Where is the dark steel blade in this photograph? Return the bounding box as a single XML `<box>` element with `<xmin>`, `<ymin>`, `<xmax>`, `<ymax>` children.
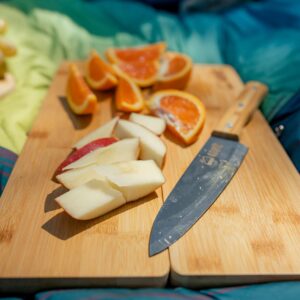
<box><xmin>149</xmin><ymin>136</ymin><xmax>248</xmax><ymax>256</ymax></box>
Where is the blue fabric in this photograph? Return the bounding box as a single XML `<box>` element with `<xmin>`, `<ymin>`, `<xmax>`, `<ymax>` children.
<box><xmin>271</xmin><ymin>89</ymin><xmax>300</xmax><ymax>172</ymax></box>
<box><xmin>35</xmin><ymin>282</ymin><xmax>300</xmax><ymax>300</ymax></box>
<box><xmin>0</xmin><ymin>147</ymin><xmax>17</xmax><ymax>194</ymax></box>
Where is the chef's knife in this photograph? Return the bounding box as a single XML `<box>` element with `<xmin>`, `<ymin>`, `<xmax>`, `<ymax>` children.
<box><xmin>149</xmin><ymin>81</ymin><xmax>268</xmax><ymax>256</ymax></box>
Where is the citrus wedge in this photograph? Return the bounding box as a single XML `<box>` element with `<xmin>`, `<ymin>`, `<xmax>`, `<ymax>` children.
<box><xmin>115</xmin><ymin>75</ymin><xmax>144</xmax><ymax>112</ymax></box>
<box><xmin>155</xmin><ymin>52</ymin><xmax>192</xmax><ymax>90</ymax></box>
<box><xmin>113</xmin><ymin>60</ymin><xmax>158</xmax><ymax>87</ymax></box>
<box><xmin>66</xmin><ymin>64</ymin><xmax>97</xmax><ymax>115</ymax></box>
<box><xmin>85</xmin><ymin>50</ymin><xmax>118</xmax><ymax>91</ymax></box>
<box><xmin>106</xmin><ymin>42</ymin><xmax>166</xmax><ymax>64</ymax></box>
<box><xmin>148</xmin><ymin>90</ymin><xmax>206</xmax><ymax>145</ymax></box>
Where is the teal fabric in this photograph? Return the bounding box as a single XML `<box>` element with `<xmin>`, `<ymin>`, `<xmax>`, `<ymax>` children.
<box><xmin>34</xmin><ymin>282</ymin><xmax>300</xmax><ymax>299</ymax></box>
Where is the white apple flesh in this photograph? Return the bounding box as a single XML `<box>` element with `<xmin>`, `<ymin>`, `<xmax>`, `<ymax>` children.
<box><xmin>56</xmin><ymin>165</ymin><xmax>107</xmax><ymax>189</ymax></box>
<box><xmin>56</xmin><ymin>179</ymin><xmax>126</xmax><ymax>220</ymax></box>
<box><xmin>95</xmin><ymin>160</ymin><xmax>165</xmax><ymax>202</ymax></box>
<box><xmin>129</xmin><ymin>113</ymin><xmax>166</xmax><ymax>135</ymax></box>
<box><xmin>114</xmin><ymin>119</ymin><xmax>166</xmax><ymax>168</ymax></box>
<box><xmin>63</xmin><ymin>138</ymin><xmax>140</xmax><ymax>171</ymax></box>
<box><xmin>73</xmin><ymin>116</ymin><xmax>119</xmax><ymax>149</ymax></box>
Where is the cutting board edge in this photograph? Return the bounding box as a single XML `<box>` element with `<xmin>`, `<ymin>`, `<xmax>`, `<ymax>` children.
<box><xmin>0</xmin><ymin>273</ymin><xmax>170</xmax><ymax>293</ymax></box>
<box><xmin>170</xmin><ymin>271</ymin><xmax>300</xmax><ymax>288</ymax></box>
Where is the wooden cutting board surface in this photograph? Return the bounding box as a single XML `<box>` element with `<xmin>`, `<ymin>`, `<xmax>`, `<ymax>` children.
<box><xmin>1</xmin><ymin>62</ymin><xmax>300</xmax><ymax>291</ymax></box>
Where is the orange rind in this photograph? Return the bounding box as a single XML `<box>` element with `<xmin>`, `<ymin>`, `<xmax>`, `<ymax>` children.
<box><xmin>85</xmin><ymin>50</ymin><xmax>118</xmax><ymax>91</ymax></box>
<box><xmin>106</xmin><ymin>42</ymin><xmax>166</xmax><ymax>64</ymax></box>
<box><xmin>66</xmin><ymin>64</ymin><xmax>97</xmax><ymax>115</ymax></box>
<box><xmin>115</xmin><ymin>75</ymin><xmax>145</xmax><ymax>112</ymax></box>
<box><xmin>148</xmin><ymin>89</ymin><xmax>206</xmax><ymax>145</ymax></box>
<box><xmin>154</xmin><ymin>52</ymin><xmax>192</xmax><ymax>90</ymax></box>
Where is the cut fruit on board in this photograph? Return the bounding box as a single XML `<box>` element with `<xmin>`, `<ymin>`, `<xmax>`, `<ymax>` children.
<box><xmin>66</xmin><ymin>64</ymin><xmax>97</xmax><ymax>115</ymax></box>
<box><xmin>155</xmin><ymin>52</ymin><xmax>192</xmax><ymax>90</ymax></box>
<box><xmin>129</xmin><ymin>113</ymin><xmax>166</xmax><ymax>135</ymax></box>
<box><xmin>113</xmin><ymin>60</ymin><xmax>158</xmax><ymax>87</ymax></box>
<box><xmin>63</xmin><ymin>138</ymin><xmax>140</xmax><ymax>171</ymax></box>
<box><xmin>55</xmin><ymin>137</ymin><xmax>117</xmax><ymax>175</ymax></box>
<box><xmin>115</xmin><ymin>76</ymin><xmax>144</xmax><ymax>112</ymax></box>
<box><xmin>56</xmin><ymin>179</ymin><xmax>126</xmax><ymax>220</ymax></box>
<box><xmin>85</xmin><ymin>50</ymin><xmax>118</xmax><ymax>91</ymax></box>
<box><xmin>73</xmin><ymin>116</ymin><xmax>119</xmax><ymax>149</ymax></box>
<box><xmin>56</xmin><ymin>165</ymin><xmax>107</xmax><ymax>189</ymax></box>
<box><xmin>95</xmin><ymin>160</ymin><xmax>165</xmax><ymax>202</ymax></box>
<box><xmin>106</xmin><ymin>42</ymin><xmax>166</xmax><ymax>64</ymax></box>
<box><xmin>114</xmin><ymin>119</ymin><xmax>166</xmax><ymax>168</ymax></box>
<box><xmin>148</xmin><ymin>89</ymin><xmax>206</xmax><ymax>145</ymax></box>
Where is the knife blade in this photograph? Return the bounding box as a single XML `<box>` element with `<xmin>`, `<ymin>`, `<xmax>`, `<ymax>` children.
<box><xmin>149</xmin><ymin>81</ymin><xmax>268</xmax><ymax>256</ymax></box>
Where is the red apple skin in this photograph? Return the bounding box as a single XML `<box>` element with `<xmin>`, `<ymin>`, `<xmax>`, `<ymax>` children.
<box><xmin>55</xmin><ymin>137</ymin><xmax>117</xmax><ymax>175</ymax></box>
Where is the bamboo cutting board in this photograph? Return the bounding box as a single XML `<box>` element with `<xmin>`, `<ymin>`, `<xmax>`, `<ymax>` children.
<box><xmin>0</xmin><ymin>62</ymin><xmax>300</xmax><ymax>292</ymax></box>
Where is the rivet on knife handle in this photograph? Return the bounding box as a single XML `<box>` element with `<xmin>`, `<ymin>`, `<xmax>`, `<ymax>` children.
<box><xmin>212</xmin><ymin>81</ymin><xmax>268</xmax><ymax>141</ymax></box>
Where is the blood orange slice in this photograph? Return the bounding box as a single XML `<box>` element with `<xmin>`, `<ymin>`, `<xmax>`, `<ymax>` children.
<box><xmin>106</xmin><ymin>42</ymin><xmax>166</xmax><ymax>64</ymax></box>
<box><xmin>85</xmin><ymin>50</ymin><xmax>118</xmax><ymax>91</ymax></box>
<box><xmin>148</xmin><ymin>90</ymin><xmax>206</xmax><ymax>145</ymax></box>
<box><xmin>66</xmin><ymin>64</ymin><xmax>97</xmax><ymax>115</ymax></box>
<box><xmin>115</xmin><ymin>75</ymin><xmax>144</xmax><ymax>112</ymax></box>
<box><xmin>155</xmin><ymin>52</ymin><xmax>192</xmax><ymax>90</ymax></box>
<box><xmin>113</xmin><ymin>60</ymin><xmax>158</xmax><ymax>87</ymax></box>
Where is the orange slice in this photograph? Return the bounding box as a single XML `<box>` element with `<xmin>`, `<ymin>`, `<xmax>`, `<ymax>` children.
<box><xmin>115</xmin><ymin>75</ymin><xmax>144</xmax><ymax>112</ymax></box>
<box><xmin>148</xmin><ymin>90</ymin><xmax>206</xmax><ymax>145</ymax></box>
<box><xmin>154</xmin><ymin>52</ymin><xmax>192</xmax><ymax>90</ymax></box>
<box><xmin>113</xmin><ymin>60</ymin><xmax>158</xmax><ymax>87</ymax></box>
<box><xmin>66</xmin><ymin>64</ymin><xmax>97</xmax><ymax>115</ymax></box>
<box><xmin>106</xmin><ymin>42</ymin><xmax>166</xmax><ymax>64</ymax></box>
<box><xmin>85</xmin><ymin>50</ymin><xmax>118</xmax><ymax>91</ymax></box>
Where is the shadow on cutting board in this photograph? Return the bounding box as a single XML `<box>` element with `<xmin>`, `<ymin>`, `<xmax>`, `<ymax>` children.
<box><xmin>58</xmin><ymin>96</ymin><xmax>92</xmax><ymax>130</ymax></box>
<box><xmin>41</xmin><ymin>191</ymin><xmax>158</xmax><ymax>240</ymax></box>
<box><xmin>44</xmin><ymin>185</ymin><xmax>68</xmax><ymax>212</ymax></box>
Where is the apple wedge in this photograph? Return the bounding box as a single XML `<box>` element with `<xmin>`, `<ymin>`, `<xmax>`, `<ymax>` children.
<box><xmin>56</xmin><ymin>137</ymin><xmax>117</xmax><ymax>175</ymax></box>
<box><xmin>95</xmin><ymin>160</ymin><xmax>165</xmax><ymax>202</ymax></box>
<box><xmin>56</xmin><ymin>165</ymin><xmax>107</xmax><ymax>189</ymax></box>
<box><xmin>73</xmin><ymin>116</ymin><xmax>119</xmax><ymax>149</ymax></box>
<box><xmin>129</xmin><ymin>113</ymin><xmax>166</xmax><ymax>135</ymax></box>
<box><xmin>56</xmin><ymin>179</ymin><xmax>126</xmax><ymax>220</ymax></box>
<box><xmin>114</xmin><ymin>119</ymin><xmax>166</xmax><ymax>167</ymax></box>
<box><xmin>63</xmin><ymin>138</ymin><xmax>140</xmax><ymax>171</ymax></box>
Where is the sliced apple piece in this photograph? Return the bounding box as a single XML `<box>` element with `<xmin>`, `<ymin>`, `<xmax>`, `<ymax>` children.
<box><xmin>129</xmin><ymin>113</ymin><xmax>166</xmax><ymax>135</ymax></box>
<box><xmin>56</xmin><ymin>137</ymin><xmax>117</xmax><ymax>175</ymax></box>
<box><xmin>73</xmin><ymin>116</ymin><xmax>119</xmax><ymax>149</ymax></box>
<box><xmin>56</xmin><ymin>165</ymin><xmax>107</xmax><ymax>189</ymax></box>
<box><xmin>95</xmin><ymin>160</ymin><xmax>165</xmax><ymax>202</ymax></box>
<box><xmin>114</xmin><ymin>119</ymin><xmax>166</xmax><ymax>167</ymax></box>
<box><xmin>63</xmin><ymin>138</ymin><xmax>140</xmax><ymax>171</ymax></box>
<box><xmin>56</xmin><ymin>180</ymin><xmax>126</xmax><ymax>220</ymax></box>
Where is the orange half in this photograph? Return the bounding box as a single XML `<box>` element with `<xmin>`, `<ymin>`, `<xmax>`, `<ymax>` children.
<box><xmin>148</xmin><ymin>90</ymin><xmax>206</xmax><ymax>145</ymax></box>
<box><xmin>113</xmin><ymin>60</ymin><xmax>158</xmax><ymax>88</ymax></box>
<box><xmin>85</xmin><ymin>50</ymin><xmax>118</xmax><ymax>90</ymax></box>
<box><xmin>66</xmin><ymin>64</ymin><xmax>97</xmax><ymax>115</ymax></box>
<box><xmin>106</xmin><ymin>42</ymin><xmax>166</xmax><ymax>64</ymax></box>
<box><xmin>154</xmin><ymin>52</ymin><xmax>192</xmax><ymax>90</ymax></box>
<box><xmin>115</xmin><ymin>75</ymin><xmax>144</xmax><ymax>112</ymax></box>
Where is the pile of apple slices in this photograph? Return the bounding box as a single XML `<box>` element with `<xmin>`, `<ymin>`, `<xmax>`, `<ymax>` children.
<box><xmin>55</xmin><ymin>113</ymin><xmax>167</xmax><ymax>220</ymax></box>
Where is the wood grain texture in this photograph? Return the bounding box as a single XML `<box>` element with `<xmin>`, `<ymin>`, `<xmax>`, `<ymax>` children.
<box><xmin>161</xmin><ymin>66</ymin><xmax>300</xmax><ymax>287</ymax></box>
<box><xmin>0</xmin><ymin>62</ymin><xmax>169</xmax><ymax>292</ymax></box>
<box><xmin>1</xmin><ymin>63</ymin><xmax>299</xmax><ymax>291</ymax></box>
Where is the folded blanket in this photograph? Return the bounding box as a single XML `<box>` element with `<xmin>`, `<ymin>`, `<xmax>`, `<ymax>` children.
<box><xmin>0</xmin><ymin>0</ymin><xmax>299</xmax><ymax>192</ymax></box>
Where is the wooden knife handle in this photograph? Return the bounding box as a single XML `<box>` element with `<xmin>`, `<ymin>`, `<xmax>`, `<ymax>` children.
<box><xmin>212</xmin><ymin>81</ymin><xmax>268</xmax><ymax>140</ymax></box>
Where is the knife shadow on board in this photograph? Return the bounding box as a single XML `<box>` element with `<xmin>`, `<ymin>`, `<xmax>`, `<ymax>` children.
<box><xmin>42</xmin><ymin>191</ymin><xmax>158</xmax><ymax>240</ymax></box>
